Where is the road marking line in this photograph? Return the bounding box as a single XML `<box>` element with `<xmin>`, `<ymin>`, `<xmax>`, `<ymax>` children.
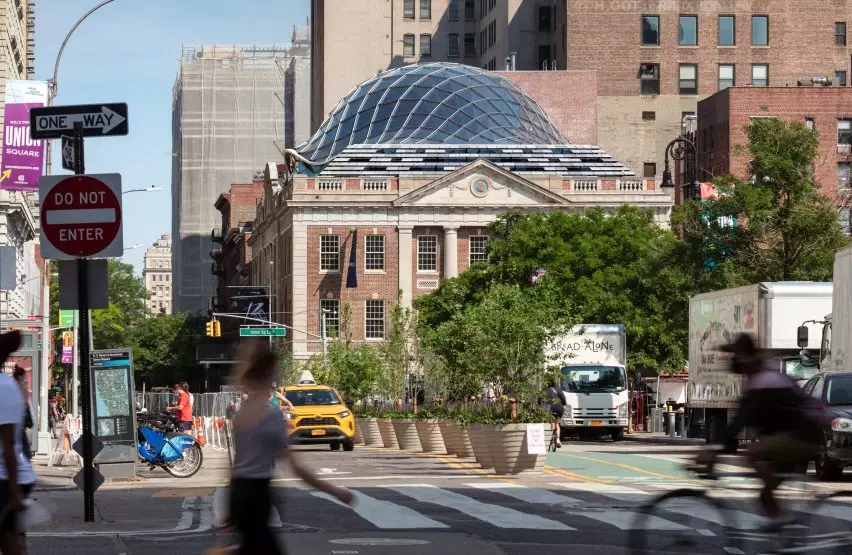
<box><xmin>465</xmin><ymin>482</ymin><xmax>583</xmax><ymax>506</ymax></box>
<box><xmin>544</xmin><ymin>465</ymin><xmax>613</xmax><ymax>484</ymax></box>
<box><xmin>723</xmin><ymin>547</ymin><xmax>745</xmax><ymax>555</ymax></box>
<box><xmin>269</xmin><ymin>502</ymin><xmax>282</xmax><ymax>528</ymax></box>
<box><xmin>564</xmin><ymin>508</ymin><xmax>687</xmax><ymax>531</ymax></box>
<box><xmin>310</xmin><ymin>490</ymin><xmax>449</xmax><ymax>529</ymax></box>
<box><xmin>196</xmin><ymin>495</ymin><xmax>214</xmax><ymax>532</ymax></box>
<box><xmin>554</xmin><ymin>452</ymin><xmax>677</xmax><ymax>479</ymax></box>
<box><xmin>174</xmin><ymin>496</ymin><xmax>196</xmax><ymax>531</ymax></box>
<box><xmin>653</xmin><ymin>497</ymin><xmax>769</xmax><ymax>530</ymax></box>
<box><xmin>553</xmin><ymin>482</ymin><xmax>651</xmax><ymax>498</ymax></box>
<box><xmin>386</xmin><ymin>484</ymin><xmax>573</xmax><ymax>530</ymax></box>
<box><xmin>699</xmin><ymin>528</ymin><xmax>715</xmax><ymax>536</ymax></box>
<box><xmin>271</xmin><ymin>474</ymin><xmax>480</xmax><ymax>483</ymax></box>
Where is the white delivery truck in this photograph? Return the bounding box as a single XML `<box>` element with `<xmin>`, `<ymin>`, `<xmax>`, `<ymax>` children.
<box><xmin>688</xmin><ymin>282</ymin><xmax>831</xmax><ymax>443</ymax></box>
<box><xmin>798</xmin><ymin>245</ymin><xmax>852</xmax><ymax>373</ymax></box>
<box><xmin>545</xmin><ymin>324</ymin><xmax>629</xmax><ymax>441</ymax></box>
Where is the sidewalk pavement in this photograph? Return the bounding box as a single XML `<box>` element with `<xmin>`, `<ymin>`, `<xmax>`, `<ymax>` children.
<box><xmin>30</xmin><ymin>445</ymin><xmax>232</xmax><ymax>491</ymax></box>
<box><xmin>624</xmin><ymin>432</ymin><xmax>704</xmax><ymax>446</ymax></box>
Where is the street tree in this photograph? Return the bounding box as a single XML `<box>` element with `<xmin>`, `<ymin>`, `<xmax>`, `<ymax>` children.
<box><xmin>674</xmin><ymin>117</ymin><xmax>850</xmax><ymax>284</ymax></box>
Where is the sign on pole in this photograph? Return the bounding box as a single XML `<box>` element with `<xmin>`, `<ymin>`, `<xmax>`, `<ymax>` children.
<box><xmin>61</xmin><ymin>331</ymin><xmax>74</xmax><ymax>364</ymax></box>
<box><xmin>1</xmin><ymin>80</ymin><xmax>48</xmax><ymax>192</ymax></box>
<box><xmin>239</xmin><ymin>328</ymin><xmax>286</xmax><ymax>337</ymax></box>
<box><xmin>59</xmin><ymin>310</ymin><xmax>75</xmax><ymax>328</ymax></box>
<box><xmin>39</xmin><ymin>174</ymin><xmax>123</xmax><ymax>259</ymax></box>
<box><xmin>29</xmin><ymin>103</ymin><xmax>128</xmax><ymax>140</ymax></box>
<box><xmin>61</xmin><ymin>135</ymin><xmax>75</xmax><ymax>172</ymax></box>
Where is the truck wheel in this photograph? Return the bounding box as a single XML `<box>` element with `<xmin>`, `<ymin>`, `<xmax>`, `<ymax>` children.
<box><xmin>815</xmin><ymin>446</ymin><xmax>843</xmax><ymax>481</ymax></box>
<box><xmin>610</xmin><ymin>428</ymin><xmax>625</xmax><ymax>442</ymax></box>
<box><xmin>342</xmin><ymin>439</ymin><xmax>355</xmax><ymax>452</ymax></box>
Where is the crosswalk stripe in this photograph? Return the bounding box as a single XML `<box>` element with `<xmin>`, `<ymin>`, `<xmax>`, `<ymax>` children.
<box><xmin>311</xmin><ymin>490</ymin><xmax>449</xmax><ymax>529</ymax></box>
<box><xmin>565</xmin><ymin>508</ymin><xmax>688</xmax><ymax>531</ymax></box>
<box><xmin>793</xmin><ymin>499</ymin><xmax>852</xmax><ymax>524</ymax></box>
<box><xmin>387</xmin><ymin>484</ymin><xmax>574</xmax><ymax>530</ymax></box>
<box><xmin>553</xmin><ymin>482</ymin><xmax>651</xmax><ymax>499</ymax></box>
<box><xmin>654</xmin><ymin>497</ymin><xmax>768</xmax><ymax>530</ymax></box>
<box><xmin>269</xmin><ymin>503</ymin><xmax>282</xmax><ymax>528</ymax></box>
<box><xmin>465</xmin><ymin>482</ymin><xmax>583</xmax><ymax>506</ymax></box>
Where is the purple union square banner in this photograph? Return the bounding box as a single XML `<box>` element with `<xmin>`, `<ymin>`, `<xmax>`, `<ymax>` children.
<box><xmin>1</xmin><ymin>80</ymin><xmax>48</xmax><ymax>192</ymax></box>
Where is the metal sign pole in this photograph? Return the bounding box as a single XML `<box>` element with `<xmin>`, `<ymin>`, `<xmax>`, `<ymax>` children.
<box><xmin>72</xmin><ymin>121</ymin><xmax>95</xmax><ymax>522</ymax></box>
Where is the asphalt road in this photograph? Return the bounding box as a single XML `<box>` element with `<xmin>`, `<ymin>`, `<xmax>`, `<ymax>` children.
<box><xmin>24</xmin><ymin>440</ymin><xmax>852</xmax><ymax>554</ymax></box>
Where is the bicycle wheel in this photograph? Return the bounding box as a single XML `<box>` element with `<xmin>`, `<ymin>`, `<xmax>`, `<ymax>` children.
<box><xmin>790</xmin><ymin>490</ymin><xmax>852</xmax><ymax>554</ymax></box>
<box><xmin>165</xmin><ymin>443</ymin><xmax>204</xmax><ymax>478</ymax></box>
<box><xmin>628</xmin><ymin>489</ymin><xmax>740</xmax><ymax>555</ymax></box>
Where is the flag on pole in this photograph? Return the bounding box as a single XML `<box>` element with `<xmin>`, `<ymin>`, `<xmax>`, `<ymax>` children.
<box><xmin>346</xmin><ymin>230</ymin><xmax>358</xmax><ymax>288</ymax></box>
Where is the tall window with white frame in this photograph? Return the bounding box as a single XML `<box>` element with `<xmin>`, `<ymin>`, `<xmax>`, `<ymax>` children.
<box><xmin>365</xmin><ymin>235</ymin><xmax>385</xmax><ymax>271</ymax></box>
<box><xmin>418</xmin><ymin>235</ymin><xmax>438</xmax><ymax>272</ymax></box>
<box><xmin>469</xmin><ymin>235</ymin><xmax>488</xmax><ymax>265</ymax></box>
<box><xmin>320</xmin><ymin>299</ymin><xmax>340</xmax><ymax>338</ymax></box>
<box><xmin>320</xmin><ymin>235</ymin><xmax>340</xmax><ymax>272</ymax></box>
<box><xmin>365</xmin><ymin>300</ymin><xmax>385</xmax><ymax>339</ymax></box>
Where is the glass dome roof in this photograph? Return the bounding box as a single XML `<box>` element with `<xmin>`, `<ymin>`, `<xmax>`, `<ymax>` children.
<box><xmin>295</xmin><ymin>62</ymin><xmax>567</xmax><ymax>164</ymax></box>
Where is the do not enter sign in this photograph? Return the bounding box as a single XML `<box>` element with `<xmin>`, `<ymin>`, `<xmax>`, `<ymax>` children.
<box><xmin>39</xmin><ymin>174</ymin><xmax>123</xmax><ymax>259</ymax></box>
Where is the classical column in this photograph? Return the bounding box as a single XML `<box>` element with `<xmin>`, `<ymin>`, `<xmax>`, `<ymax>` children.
<box><xmin>398</xmin><ymin>226</ymin><xmax>414</xmax><ymax>307</ymax></box>
<box><xmin>444</xmin><ymin>225</ymin><xmax>459</xmax><ymax>279</ymax></box>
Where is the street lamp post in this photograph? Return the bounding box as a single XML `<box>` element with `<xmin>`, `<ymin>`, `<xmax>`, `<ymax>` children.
<box><xmin>123</xmin><ymin>186</ymin><xmax>162</xmax><ymax>195</ymax></box>
<box><xmin>661</xmin><ymin>136</ymin><xmax>700</xmax><ymax>202</ymax></box>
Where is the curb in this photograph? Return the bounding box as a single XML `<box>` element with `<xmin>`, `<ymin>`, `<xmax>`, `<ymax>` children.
<box><xmin>32</xmin><ymin>484</ymin><xmax>76</xmax><ymax>492</ymax></box>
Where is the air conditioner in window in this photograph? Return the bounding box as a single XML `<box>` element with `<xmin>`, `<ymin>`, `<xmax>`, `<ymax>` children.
<box><xmin>638</xmin><ymin>64</ymin><xmax>658</xmax><ymax>79</ymax></box>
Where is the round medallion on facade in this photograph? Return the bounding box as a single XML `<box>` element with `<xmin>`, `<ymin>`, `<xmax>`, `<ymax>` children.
<box><xmin>470</xmin><ymin>176</ymin><xmax>491</xmax><ymax>197</ymax></box>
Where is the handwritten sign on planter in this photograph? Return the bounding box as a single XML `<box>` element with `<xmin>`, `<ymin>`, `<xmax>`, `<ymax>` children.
<box><xmin>526</xmin><ymin>423</ymin><xmax>547</xmax><ymax>455</ymax></box>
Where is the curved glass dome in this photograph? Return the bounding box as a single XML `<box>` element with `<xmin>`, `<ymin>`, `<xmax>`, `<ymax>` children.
<box><xmin>296</xmin><ymin>62</ymin><xmax>567</xmax><ymax>164</ymax></box>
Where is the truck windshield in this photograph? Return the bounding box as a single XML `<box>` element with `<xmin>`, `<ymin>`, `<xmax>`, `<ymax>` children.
<box><xmin>784</xmin><ymin>360</ymin><xmax>820</xmax><ymax>381</ymax></box>
<box><xmin>561</xmin><ymin>366</ymin><xmax>626</xmax><ymax>393</ymax></box>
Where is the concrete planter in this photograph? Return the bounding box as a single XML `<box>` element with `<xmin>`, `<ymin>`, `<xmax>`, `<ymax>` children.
<box><xmin>357</xmin><ymin>417</ymin><xmax>383</xmax><ymax>446</ymax></box>
<box><xmin>391</xmin><ymin>419</ymin><xmax>422</xmax><ymax>452</ymax></box>
<box><xmin>438</xmin><ymin>421</ymin><xmax>458</xmax><ymax>455</ymax></box>
<box><xmin>468</xmin><ymin>423</ymin><xmax>494</xmax><ymax>469</ymax></box>
<box><xmin>415</xmin><ymin>419</ymin><xmax>446</xmax><ymax>454</ymax></box>
<box><xmin>440</xmin><ymin>421</ymin><xmax>474</xmax><ymax>459</ymax></box>
<box><xmin>486</xmin><ymin>423</ymin><xmax>547</xmax><ymax>476</ymax></box>
<box><xmin>377</xmin><ymin>418</ymin><xmax>399</xmax><ymax>449</ymax></box>
<box><xmin>353</xmin><ymin>419</ymin><xmax>365</xmax><ymax>444</ymax></box>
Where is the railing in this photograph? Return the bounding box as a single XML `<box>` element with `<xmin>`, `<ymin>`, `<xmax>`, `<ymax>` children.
<box><xmin>135</xmin><ymin>392</ymin><xmax>242</xmax><ymax>418</ymax></box>
<box><xmin>361</xmin><ymin>179</ymin><xmax>389</xmax><ymax>191</ymax></box>
<box><xmin>617</xmin><ymin>179</ymin><xmax>646</xmax><ymax>192</ymax></box>
<box><xmin>571</xmin><ymin>179</ymin><xmax>599</xmax><ymax>192</ymax></box>
<box><xmin>317</xmin><ymin>179</ymin><xmax>344</xmax><ymax>191</ymax></box>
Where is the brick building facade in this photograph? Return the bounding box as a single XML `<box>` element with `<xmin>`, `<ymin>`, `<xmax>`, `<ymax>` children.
<box><xmin>212</xmin><ymin>180</ymin><xmax>264</xmax><ymax>336</ymax></box>
<box><xmin>562</xmin><ymin>0</ymin><xmax>852</xmax><ymax>182</ymax></box>
<box><xmin>697</xmin><ymin>86</ymin><xmax>852</xmax><ymax>231</ymax></box>
<box><xmin>251</xmin><ymin>160</ymin><xmax>668</xmax><ymax>359</ymax></box>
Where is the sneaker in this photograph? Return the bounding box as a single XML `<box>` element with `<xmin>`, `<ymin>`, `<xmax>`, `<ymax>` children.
<box><xmin>556</xmin><ymin>439</ymin><xmax>562</xmax><ymax>449</ymax></box>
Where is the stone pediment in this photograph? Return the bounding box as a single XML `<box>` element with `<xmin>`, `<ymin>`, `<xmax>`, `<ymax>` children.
<box><xmin>392</xmin><ymin>159</ymin><xmax>569</xmax><ymax>207</ymax></box>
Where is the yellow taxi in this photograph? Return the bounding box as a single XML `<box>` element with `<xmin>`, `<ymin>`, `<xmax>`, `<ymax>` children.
<box><xmin>283</xmin><ymin>373</ymin><xmax>356</xmax><ymax>451</ymax></box>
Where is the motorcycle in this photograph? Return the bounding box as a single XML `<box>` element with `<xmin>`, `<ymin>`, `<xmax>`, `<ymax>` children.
<box><xmin>136</xmin><ymin>410</ymin><xmax>204</xmax><ymax>478</ymax></box>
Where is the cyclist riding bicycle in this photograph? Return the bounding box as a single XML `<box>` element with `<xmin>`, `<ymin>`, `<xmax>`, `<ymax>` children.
<box><xmin>695</xmin><ymin>333</ymin><xmax>830</xmax><ymax>530</ymax></box>
<box><xmin>544</xmin><ymin>378</ymin><xmax>567</xmax><ymax>448</ymax></box>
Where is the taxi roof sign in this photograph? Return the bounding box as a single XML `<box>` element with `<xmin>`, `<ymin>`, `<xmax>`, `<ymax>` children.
<box><xmin>296</xmin><ymin>370</ymin><xmax>316</xmax><ymax>385</ymax></box>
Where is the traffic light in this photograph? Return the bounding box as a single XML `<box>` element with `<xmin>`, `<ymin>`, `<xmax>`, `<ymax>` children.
<box><xmin>213</xmin><ymin>320</ymin><xmax>221</xmax><ymax>337</ymax></box>
<box><xmin>205</xmin><ymin>321</ymin><xmax>214</xmax><ymax>337</ymax></box>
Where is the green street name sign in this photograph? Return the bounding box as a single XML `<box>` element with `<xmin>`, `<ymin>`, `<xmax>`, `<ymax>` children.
<box><xmin>239</xmin><ymin>328</ymin><xmax>286</xmax><ymax>337</ymax></box>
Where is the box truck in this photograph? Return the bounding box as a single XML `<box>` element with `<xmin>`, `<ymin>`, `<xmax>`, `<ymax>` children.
<box><xmin>798</xmin><ymin>246</ymin><xmax>852</xmax><ymax>373</ymax></box>
<box><xmin>687</xmin><ymin>282</ymin><xmax>832</xmax><ymax>443</ymax></box>
<box><xmin>545</xmin><ymin>324</ymin><xmax>629</xmax><ymax>441</ymax></box>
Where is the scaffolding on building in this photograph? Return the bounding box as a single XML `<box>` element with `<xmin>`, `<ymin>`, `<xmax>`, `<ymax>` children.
<box><xmin>171</xmin><ymin>39</ymin><xmax>310</xmax><ymax>314</ymax></box>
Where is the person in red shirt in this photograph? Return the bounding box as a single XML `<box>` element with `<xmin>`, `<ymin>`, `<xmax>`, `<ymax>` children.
<box><xmin>167</xmin><ymin>383</ymin><xmax>193</xmax><ymax>432</ymax></box>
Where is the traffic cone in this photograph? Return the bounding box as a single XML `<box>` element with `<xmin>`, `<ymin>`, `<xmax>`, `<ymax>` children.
<box><xmin>196</xmin><ymin>417</ymin><xmax>206</xmax><ymax>445</ymax></box>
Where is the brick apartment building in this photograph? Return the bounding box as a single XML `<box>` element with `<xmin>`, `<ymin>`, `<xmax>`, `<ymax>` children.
<box><xmin>212</xmin><ymin>180</ymin><xmax>264</xmax><ymax>337</ymax></box>
<box><xmin>250</xmin><ymin>63</ymin><xmax>671</xmax><ymax>359</ymax></box>
<box><xmin>697</xmin><ymin>86</ymin><xmax>852</xmax><ymax>232</ymax></box>
<box><xmin>563</xmin><ymin>1</ymin><xmax>852</xmax><ymax>182</ymax></box>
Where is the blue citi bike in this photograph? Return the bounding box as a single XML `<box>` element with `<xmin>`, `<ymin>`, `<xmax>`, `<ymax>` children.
<box><xmin>136</xmin><ymin>410</ymin><xmax>204</xmax><ymax>478</ymax></box>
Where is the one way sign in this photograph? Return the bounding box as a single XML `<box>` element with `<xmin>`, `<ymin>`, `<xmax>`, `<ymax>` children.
<box><xmin>30</xmin><ymin>103</ymin><xmax>128</xmax><ymax>140</ymax></box>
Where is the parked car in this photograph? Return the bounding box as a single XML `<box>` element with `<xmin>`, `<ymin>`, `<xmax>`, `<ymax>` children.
<box><xmin>802</xmin><ymin>371</ymin><xmax>852</xmax><ymax>481</ymax></box>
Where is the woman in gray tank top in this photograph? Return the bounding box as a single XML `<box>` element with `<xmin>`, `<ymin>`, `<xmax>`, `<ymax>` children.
<box><xmin>228</xmin><ymin>341</ymin><xmax>354</xmax><ymax>553</ymax></box>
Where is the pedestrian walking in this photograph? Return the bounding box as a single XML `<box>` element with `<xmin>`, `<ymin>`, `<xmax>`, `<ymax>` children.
<box><xmin>0</xmin><ymin>331</ymin><xmax>36</xmax><ymax>555</ymax></box>
<box><xmin>225</xmin><ymin>341</ymin><xmax>354</xmax><ymax>554</ymax></box>
<box><xmin>10</xmin><ymin>367</ymin><xmax>32</xmax><ymax>461</ymax></box>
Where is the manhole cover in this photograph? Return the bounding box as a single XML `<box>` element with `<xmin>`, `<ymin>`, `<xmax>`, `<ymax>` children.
<box><xmin>330</xmin><ymin>538</ymin><xmax>431</xmax><ymax>546</ymax></box>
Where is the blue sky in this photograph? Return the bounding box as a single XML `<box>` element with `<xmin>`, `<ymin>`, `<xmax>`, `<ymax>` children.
<box><xmin>36</xmin><ymin>0</ymin><xmax>310</xmax><ymax>274</ymax></box>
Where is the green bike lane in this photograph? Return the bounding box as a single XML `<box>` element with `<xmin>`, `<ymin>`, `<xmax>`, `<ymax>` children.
<box><xmin>544</xmin><ymin>448</ymin><xmax>697</xmax><ymax>484</ymax></box>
